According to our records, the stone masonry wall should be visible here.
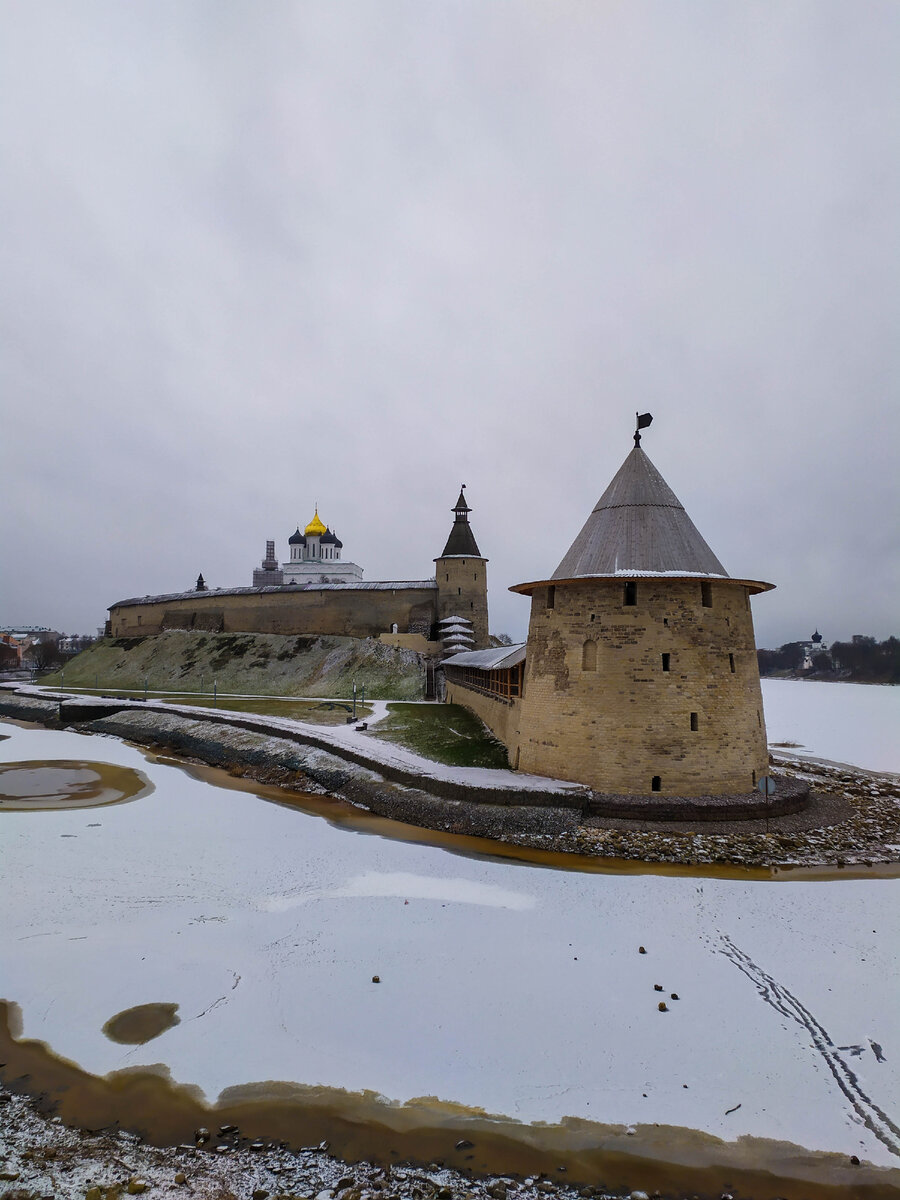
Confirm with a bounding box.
[109,587,438,641]
[435,557,489,649]
[445,679,520,760]
[513,578,769,796]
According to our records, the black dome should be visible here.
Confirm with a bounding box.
[288,528,305,545]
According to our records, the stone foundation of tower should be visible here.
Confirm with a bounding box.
[512,577,769,796]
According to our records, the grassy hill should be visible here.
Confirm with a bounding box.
[41,631,426,700]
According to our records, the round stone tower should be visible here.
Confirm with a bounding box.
[510,432,773,796]
[435,487,489,650]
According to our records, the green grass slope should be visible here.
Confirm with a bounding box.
[42,632,426,700]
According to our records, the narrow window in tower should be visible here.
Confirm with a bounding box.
[458,588,461,595]
[661,653,671,672]
[757,709,761,727]
[690,712,698,731]
[446,574,449,582]
[701,581,713,608]
[547,585,556,609]
[624,581,637,606]
[729,653,736,673]
[582,640,597,671]
[473,573,477,581]
[752,770,757,786]
[470,600,474,610]
[651,776,661,792]
[663,617,669,626]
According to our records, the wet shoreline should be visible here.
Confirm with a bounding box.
[2,1002,898,1200]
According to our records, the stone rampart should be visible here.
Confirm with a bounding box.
[109,585,438,641]
[445,679,520,761]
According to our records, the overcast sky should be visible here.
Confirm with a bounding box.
[2,1,898,647]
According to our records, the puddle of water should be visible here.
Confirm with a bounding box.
[0,759,154,811]
[1,1001,895,1199]
[102,1003,180,1044]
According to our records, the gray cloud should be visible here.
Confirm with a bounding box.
[2,0,897,647]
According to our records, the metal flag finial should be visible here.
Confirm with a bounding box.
[634,412,653,446]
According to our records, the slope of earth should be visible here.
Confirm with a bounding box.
[41,632,426,700]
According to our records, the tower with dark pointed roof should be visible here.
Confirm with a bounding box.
[435,485,489,649]
[509,433,773,797]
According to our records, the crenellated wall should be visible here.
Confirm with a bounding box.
[511,577,768,796]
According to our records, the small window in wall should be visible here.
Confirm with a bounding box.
[701,581,713,608]
[651,776,661,792]
[757,709,761,727]
[661,653,670,672]
[752,770,757,786]
[729,653,736,673]
[458,587,461,595]
[137,615,142,626]
[391,623,398,634]
[547,585,555,609]
[624,581,637,606]
[473,573,477,581]
[582,640,597,671]
[690,711,698,731]
[446,574,449,582]
[590,613,596,622]
[663,617,669,626]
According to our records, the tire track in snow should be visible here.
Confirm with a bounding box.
[718,933,900,1157]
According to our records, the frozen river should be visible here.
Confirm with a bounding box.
[761,677,900,773]
[1,719,898,1178]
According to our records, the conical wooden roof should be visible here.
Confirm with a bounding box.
[552,446,728,579]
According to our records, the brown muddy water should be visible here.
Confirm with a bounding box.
[1,1002,896,1200]
[0,758,153,810]
[102,1002,181,1044]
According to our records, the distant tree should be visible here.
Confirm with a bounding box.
[757,641,809,675]
[494,633,514,646]
[811,651,832,673]
[29,639,61,670]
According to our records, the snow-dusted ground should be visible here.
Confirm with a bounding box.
[761,678,899,773]
[1,721,898,1169]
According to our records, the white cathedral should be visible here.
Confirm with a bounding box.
[252,509,364,587]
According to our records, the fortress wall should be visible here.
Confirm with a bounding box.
[109,587,438,641]
[514,578,769,796]
[445,680,520,761]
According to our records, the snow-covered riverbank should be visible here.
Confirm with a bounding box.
[2,720,899,1189]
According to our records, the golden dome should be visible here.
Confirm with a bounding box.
[304,508,327,537]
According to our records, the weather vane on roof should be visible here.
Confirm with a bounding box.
[634,412,653,447]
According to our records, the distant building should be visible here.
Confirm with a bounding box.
[800,629,827,670]
[107,494,489,650]
[280,509,363,586]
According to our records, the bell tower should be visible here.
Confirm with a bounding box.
[435,486,489,649]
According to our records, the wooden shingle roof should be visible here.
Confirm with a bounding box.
[510,445,774,596]
[552,446,727,579]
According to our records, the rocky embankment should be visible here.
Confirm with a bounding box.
[0,1088,617,1200]
[39,632,426,700]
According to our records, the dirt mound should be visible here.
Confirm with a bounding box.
[42,631,425,700]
